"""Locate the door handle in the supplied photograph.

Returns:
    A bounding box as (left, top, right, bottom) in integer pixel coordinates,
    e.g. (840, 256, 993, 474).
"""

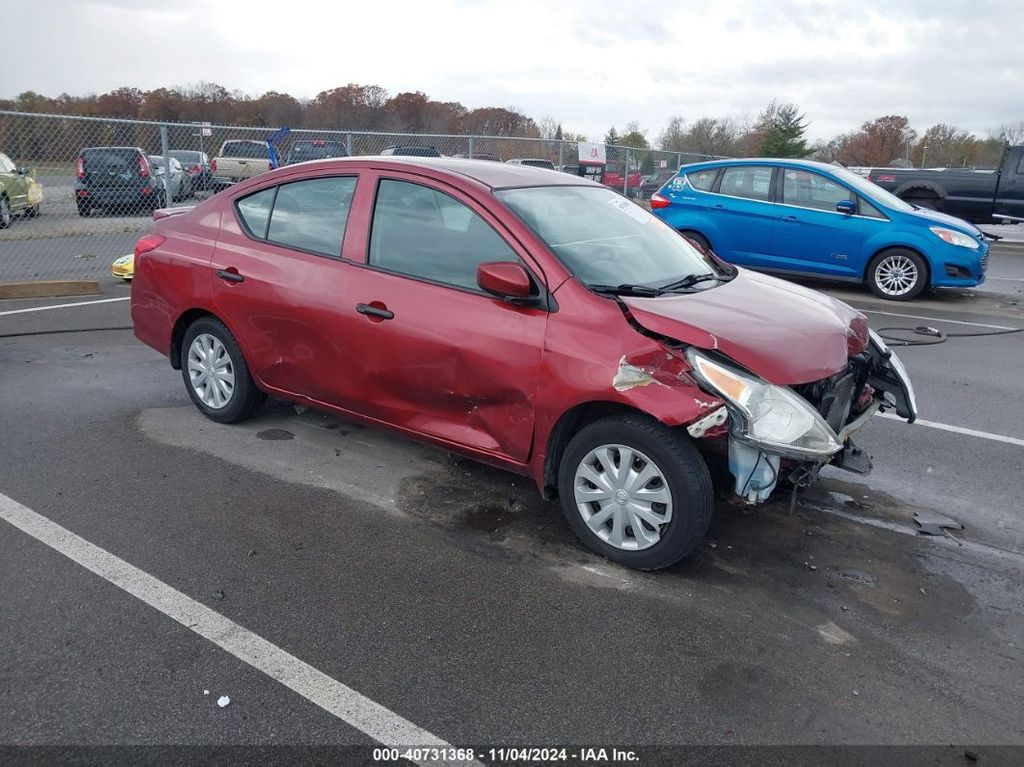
(356, 303, 394, 320)
(216, 269, 244, 283)
(781, 215, 799, 222)
(712, 203, 726, 209)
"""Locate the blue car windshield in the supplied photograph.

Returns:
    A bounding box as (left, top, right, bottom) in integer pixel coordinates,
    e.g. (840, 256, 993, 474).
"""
(828, 165, 915, 213)
(496, 185, 719, 287)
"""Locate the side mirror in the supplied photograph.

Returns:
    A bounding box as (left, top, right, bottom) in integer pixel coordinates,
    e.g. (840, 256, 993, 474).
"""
(836, 199, 856, 215)
(477, 261, 533, 300)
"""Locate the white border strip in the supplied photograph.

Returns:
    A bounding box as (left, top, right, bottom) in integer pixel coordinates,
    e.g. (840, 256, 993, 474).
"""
(0, 297, 130, 317)
(860, 308, 1017, 331)
(878, 412, 1024, 447)
(0, 491, 466, 763)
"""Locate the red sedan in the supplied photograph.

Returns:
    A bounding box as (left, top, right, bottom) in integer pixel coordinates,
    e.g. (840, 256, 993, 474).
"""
(131, 157, 917, 569)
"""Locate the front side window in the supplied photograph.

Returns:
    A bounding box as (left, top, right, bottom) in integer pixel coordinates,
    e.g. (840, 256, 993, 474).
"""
(369, 179, 518, 290)
(718, 166, 773, 202)
(782, 169, 850, 212)
(497, 185, 719, 288)
(858, 196, 887, 219)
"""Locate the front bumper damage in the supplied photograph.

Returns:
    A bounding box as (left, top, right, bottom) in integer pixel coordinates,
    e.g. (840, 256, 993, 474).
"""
(703, 330, 918, 504)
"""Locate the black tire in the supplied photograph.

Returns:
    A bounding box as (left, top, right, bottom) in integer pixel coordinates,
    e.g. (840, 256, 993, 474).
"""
(180, 316, 265, 424)
(27, 204, 40, 218)
(557, 414, 713, 570)
(867, 248, 928, 301)
(0, 196, 11, 229)
(681, 230, 712, 254)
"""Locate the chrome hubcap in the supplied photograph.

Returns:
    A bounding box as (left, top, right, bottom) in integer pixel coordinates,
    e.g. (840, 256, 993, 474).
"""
(875, 255, 918, 296)
(573, 444, 673, 551)
(187, 333, 235, 409)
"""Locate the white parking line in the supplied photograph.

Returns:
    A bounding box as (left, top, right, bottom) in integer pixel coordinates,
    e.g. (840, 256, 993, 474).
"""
(859, 309, 1018, 331)
(0, 297, 130, 317)
(877, 412, 1024, 447)
(0, 491, 467, 763)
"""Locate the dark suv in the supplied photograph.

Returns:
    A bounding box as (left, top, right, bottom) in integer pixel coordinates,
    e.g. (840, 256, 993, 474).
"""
(74, 147, 166, 216)
(286, 140, 349, 165)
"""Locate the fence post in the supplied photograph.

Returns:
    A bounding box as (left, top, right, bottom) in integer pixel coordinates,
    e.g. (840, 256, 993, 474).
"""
(468, 136, 475, 159)
(558, 141, 564, 169)
(160, 125, 173, 208)
(623, 148, 629, 197)
(346, 133, 353, 156)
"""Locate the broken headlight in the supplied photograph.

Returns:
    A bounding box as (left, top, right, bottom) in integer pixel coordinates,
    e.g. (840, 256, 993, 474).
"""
(685, 349, 843, 461)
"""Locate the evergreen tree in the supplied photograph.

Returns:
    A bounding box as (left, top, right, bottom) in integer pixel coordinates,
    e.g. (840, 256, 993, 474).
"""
(757, 102, 812, 157)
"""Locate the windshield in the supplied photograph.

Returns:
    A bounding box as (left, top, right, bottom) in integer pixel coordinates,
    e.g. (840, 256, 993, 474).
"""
(496, 185, 721, 288)
(829, 165, 914, 212)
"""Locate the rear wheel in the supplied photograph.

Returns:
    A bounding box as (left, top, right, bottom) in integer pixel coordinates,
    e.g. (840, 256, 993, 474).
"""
(681, 230, 712, 254)
(557, 414, 713, 570)
(868, 248, 928, 300)
(180, 317, 265, 424)
(0, 196, 10, 228)
(27, 204, 40, 218)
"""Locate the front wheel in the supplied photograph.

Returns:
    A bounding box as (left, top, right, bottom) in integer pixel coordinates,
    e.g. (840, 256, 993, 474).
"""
(557, 414, 713, 570)
(867, 248, 928, 301)
(180, 317, 265, 423)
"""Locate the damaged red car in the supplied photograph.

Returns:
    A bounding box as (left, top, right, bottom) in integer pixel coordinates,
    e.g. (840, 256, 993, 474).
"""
(131, 158, 917, 569)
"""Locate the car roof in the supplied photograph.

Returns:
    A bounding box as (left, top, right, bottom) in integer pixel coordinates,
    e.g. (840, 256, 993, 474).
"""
(680, 157, 844, 174)
(286, 156, 600, 190)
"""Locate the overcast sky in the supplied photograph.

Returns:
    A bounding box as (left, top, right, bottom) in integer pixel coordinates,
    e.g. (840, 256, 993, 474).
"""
(3, 0, 1021, 142)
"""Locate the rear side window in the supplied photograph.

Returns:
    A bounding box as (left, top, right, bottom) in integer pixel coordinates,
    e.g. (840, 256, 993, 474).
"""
(719, 166, 773, 202)
(685, 168, 718, 191)
(236, 188, 276, 238)
(265, 177, 357, 257)
(782, 169, 850, 212)
(369, 179, 518, 290)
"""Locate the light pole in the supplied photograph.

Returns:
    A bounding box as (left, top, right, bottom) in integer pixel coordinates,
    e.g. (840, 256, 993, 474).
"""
(920, 144, 929, 168)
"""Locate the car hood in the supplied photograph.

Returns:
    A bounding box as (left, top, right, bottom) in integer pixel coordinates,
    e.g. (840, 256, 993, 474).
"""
(906, 206, 983, 237)
(622, 269, 868, 385)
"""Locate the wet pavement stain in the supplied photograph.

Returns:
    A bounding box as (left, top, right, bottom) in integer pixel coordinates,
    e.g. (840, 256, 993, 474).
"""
(256, 428, 295, 441)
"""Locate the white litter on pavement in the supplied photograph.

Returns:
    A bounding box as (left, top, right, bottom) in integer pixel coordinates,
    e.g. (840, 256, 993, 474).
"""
(217, 695, 231, 708)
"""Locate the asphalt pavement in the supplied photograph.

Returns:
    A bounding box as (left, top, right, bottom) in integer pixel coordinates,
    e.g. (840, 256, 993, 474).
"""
(1, 249, 1023, 760)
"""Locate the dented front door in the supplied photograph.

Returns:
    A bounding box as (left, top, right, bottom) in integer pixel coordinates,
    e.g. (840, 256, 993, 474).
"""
(335, 173, 547, 463)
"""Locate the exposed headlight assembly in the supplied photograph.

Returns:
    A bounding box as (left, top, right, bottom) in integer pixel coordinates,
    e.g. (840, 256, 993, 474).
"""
(930, 226, 979, 250)
(685, 349, 842, 461)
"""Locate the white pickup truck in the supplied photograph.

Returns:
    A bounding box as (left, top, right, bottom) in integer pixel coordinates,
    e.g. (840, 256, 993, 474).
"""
(210, 140, 277, 190)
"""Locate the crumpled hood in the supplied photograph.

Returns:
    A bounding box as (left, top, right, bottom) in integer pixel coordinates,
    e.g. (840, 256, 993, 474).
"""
(622, 269, 868, 385)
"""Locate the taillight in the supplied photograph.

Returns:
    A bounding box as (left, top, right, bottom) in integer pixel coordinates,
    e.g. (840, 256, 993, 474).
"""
(650, 193, 671, 209)
(76, 156, 85, 179)
(190, 164, 201, 174)
(134, 234, 166, 259)
(138, 155, 150, 179)
(211, 158, 217, 172)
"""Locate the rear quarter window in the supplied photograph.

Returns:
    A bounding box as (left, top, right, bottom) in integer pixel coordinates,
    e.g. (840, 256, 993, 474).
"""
(685, 168, 718, 191)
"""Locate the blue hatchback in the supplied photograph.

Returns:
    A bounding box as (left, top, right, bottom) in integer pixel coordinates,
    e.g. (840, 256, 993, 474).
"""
(650, 159, 989, 300)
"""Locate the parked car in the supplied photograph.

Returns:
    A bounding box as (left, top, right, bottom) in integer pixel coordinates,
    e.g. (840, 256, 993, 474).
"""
(149, 155, 190, 202)
(74, 146, 166, 216)
(111, 253, 134, 281)
(0, 152, 42, 227)
(379, 146, 442, 157)
(131, 157, 916, 569)
(170, 150, 211, 192)
(639, 169, 677, 200)
(506, 158, 555, 170)
(602, 161, 643, 197)
(650, 158, 990, 300)
(211, 140, 277, 190)
(286, 140, 349, 165)
(866, 145, 1024, 223)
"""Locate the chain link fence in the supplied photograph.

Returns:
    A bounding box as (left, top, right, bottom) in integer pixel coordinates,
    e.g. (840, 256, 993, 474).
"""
(0, 110, 721, 286)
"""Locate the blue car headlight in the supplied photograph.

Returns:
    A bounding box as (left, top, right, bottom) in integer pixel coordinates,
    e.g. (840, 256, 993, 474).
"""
(930, 227, 979, 250)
